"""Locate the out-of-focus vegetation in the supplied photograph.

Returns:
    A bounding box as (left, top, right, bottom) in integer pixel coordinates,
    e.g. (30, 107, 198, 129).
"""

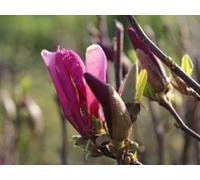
(0, 16, 200, 164)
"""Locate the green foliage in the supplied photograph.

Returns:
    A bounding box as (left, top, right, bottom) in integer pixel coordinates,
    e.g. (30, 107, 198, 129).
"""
(135, 69, 147, 102)
(181, 54, 193, 77)
(144, 81, 154, 98)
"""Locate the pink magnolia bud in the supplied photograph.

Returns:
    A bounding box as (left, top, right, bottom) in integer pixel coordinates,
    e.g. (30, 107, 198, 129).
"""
(128, 27, 169, 94)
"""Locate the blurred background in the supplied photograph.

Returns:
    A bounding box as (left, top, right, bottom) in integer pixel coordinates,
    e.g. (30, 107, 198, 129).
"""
(0, 16, 200, 165)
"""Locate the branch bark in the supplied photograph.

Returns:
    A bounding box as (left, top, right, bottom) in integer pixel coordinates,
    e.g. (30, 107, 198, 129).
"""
(114, 20, 124, 90)
(159, 97, 200, 141)
(126, 15, 200, 96)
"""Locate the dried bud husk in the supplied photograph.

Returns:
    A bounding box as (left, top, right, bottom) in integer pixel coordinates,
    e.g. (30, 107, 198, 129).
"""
(171, 75, 189, 95)
(73, 135, 88, 149)
(73, 135, 103, 159)
(85, 148, 103, 159)
(171, 75, 200, 100)
(84, 73, 133, 147)
(95, 134, 111, 147)
(108, 85, 133, 142)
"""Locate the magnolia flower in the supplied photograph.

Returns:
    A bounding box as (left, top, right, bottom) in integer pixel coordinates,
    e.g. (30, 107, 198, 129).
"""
(128, 27, 169, 94)
(41, 44, 107, 137)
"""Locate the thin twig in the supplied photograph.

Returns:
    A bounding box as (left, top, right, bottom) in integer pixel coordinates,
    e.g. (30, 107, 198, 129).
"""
(114, 20, 124, 90)
(98, 15, 109, 42)
(194, 60, 200, 163)
(91, 138, 142, 165)
(100, 144, 143, 165)
(159, 96, 200, 141)
(126, 15, 200, 96)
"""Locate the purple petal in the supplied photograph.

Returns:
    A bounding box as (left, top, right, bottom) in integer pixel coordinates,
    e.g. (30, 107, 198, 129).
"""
(85, 44, 107, 82)
(41, 50, 79, 130)
(85, 44, 107, 122)
(56, 49, 92, 135)
(57, 49, 87, 104)
(41, 49, 91, 137)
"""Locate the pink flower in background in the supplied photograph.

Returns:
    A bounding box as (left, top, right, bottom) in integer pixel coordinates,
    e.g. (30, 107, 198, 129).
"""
(41, 44, 107, 137)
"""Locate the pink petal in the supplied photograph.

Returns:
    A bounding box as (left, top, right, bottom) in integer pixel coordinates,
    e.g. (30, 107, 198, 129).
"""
(85, 44, 107, 122)
(41, 49, 91, 137)
(41, 50, 77, 128)
(59, 49, 87, 107)
(56, 62, 85, 133)
(85, 44, 107, 82)
(41, 50, 69, 117)
(55, 49, 91, 134)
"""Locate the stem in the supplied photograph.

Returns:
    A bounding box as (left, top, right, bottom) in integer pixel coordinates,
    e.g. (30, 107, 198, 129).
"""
(127, 15, 200, 96)
(98, 15, 109, 42)
(194, 60, 200, 163)
(159, 96, 200, 141)
(114, 20, 124, 90)
(91, 138, 142, 165)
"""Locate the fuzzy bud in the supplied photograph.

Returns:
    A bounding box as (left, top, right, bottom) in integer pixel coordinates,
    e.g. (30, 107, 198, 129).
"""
(84, 72, 133, 144)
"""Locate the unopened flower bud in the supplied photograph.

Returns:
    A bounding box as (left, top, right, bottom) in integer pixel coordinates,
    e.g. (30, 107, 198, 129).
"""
(84, 72, 133, 144)
(128, 27, 169, 94)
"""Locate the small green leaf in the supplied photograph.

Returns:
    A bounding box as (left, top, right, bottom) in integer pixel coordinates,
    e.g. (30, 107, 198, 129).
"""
(129, 141, 139, 153)
(135, 69, 148, 102)
(144, 82, 154, 98)
(131, 151, 138, 162)
(92, 116, 99, 129)
(181, 54, 193, 76)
